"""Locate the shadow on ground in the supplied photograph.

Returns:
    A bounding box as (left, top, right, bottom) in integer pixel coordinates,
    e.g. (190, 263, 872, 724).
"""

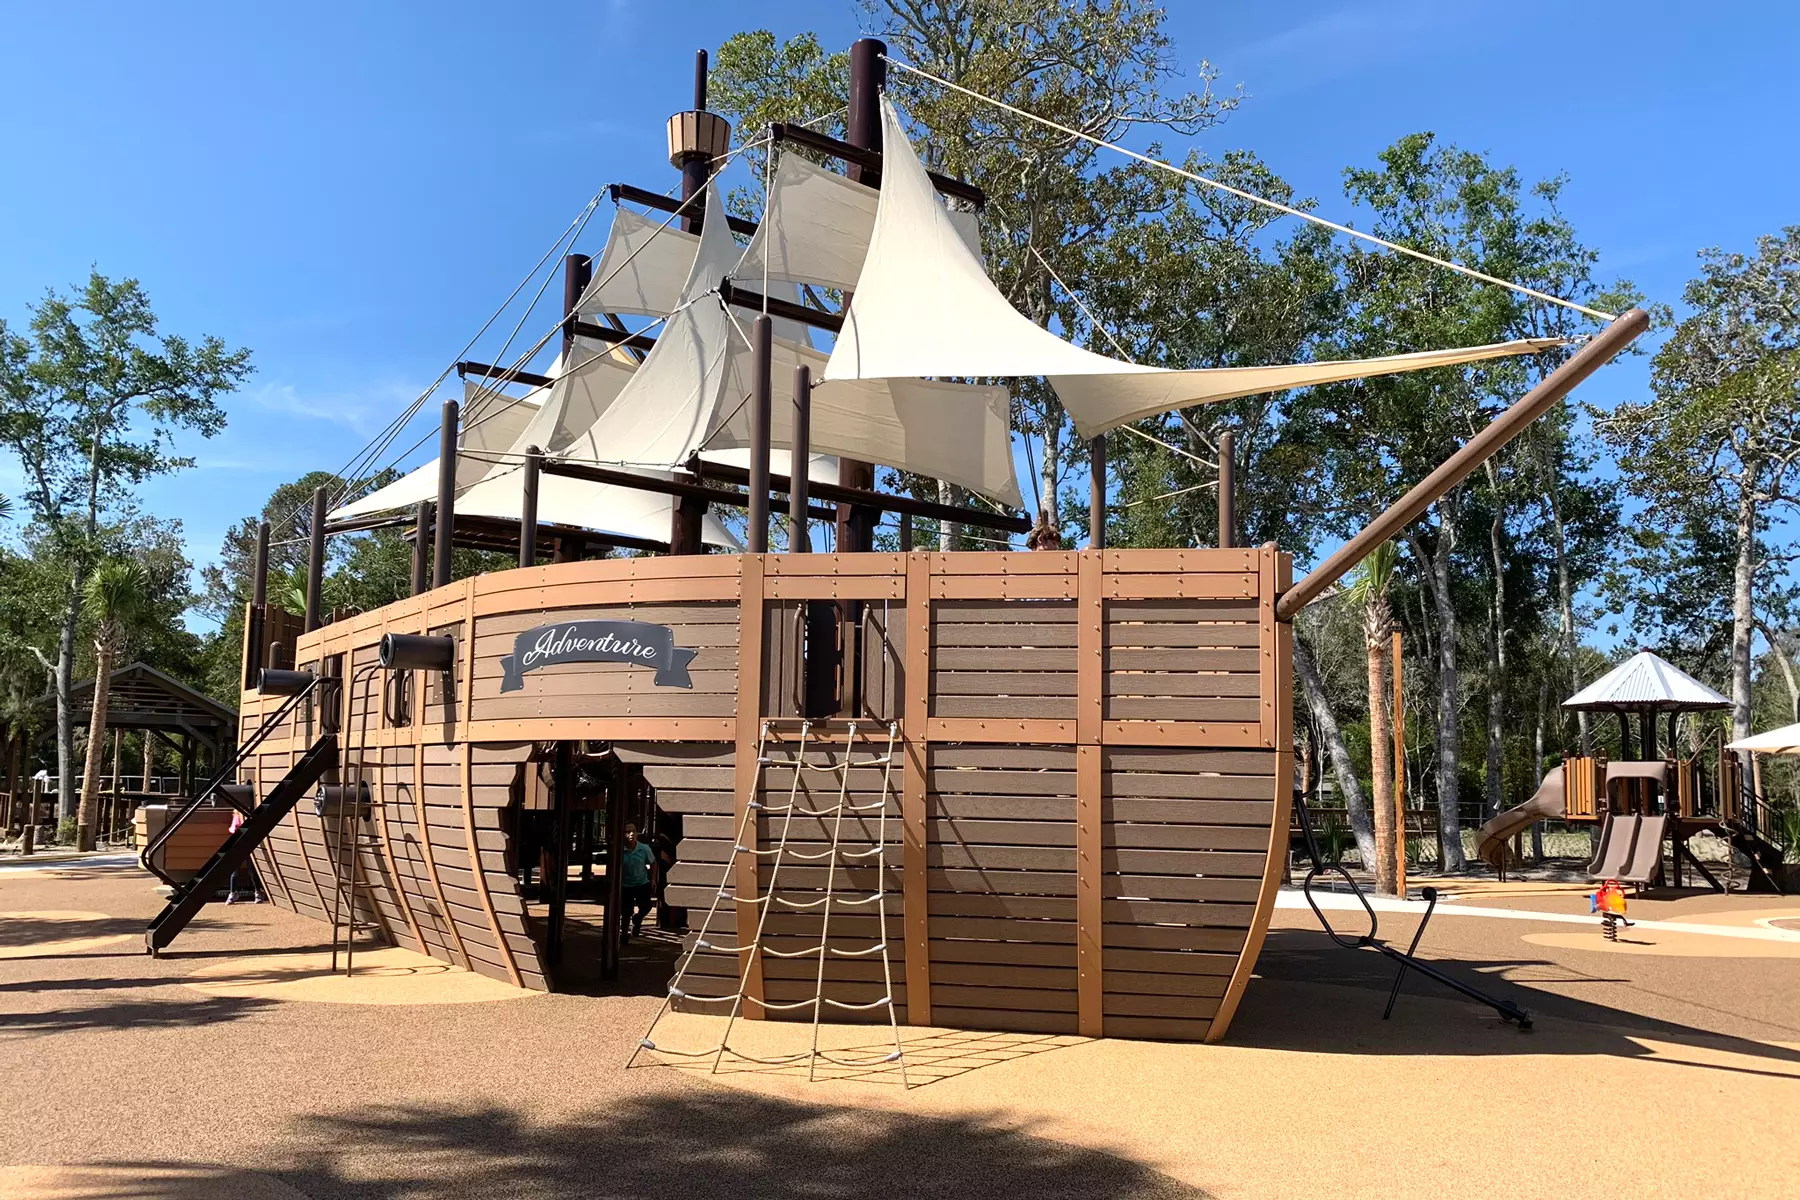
(272, 1091, 1209, 1200)
(1239, 927, 1800, 1074)
(0, 912, 144, 948)
(0, 993, 280, 1037)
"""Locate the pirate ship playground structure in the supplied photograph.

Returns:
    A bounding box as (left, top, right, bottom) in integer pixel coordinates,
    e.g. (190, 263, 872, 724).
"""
(141, 39, 1648, 1054)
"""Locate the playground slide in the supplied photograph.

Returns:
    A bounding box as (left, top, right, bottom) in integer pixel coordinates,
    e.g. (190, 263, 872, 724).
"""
(1587, 814, 1668, 885)
(1476, 766, 1565, 870)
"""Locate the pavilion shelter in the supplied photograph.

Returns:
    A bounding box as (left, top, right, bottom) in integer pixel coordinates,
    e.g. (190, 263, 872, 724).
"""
(27, 662, 237, 839)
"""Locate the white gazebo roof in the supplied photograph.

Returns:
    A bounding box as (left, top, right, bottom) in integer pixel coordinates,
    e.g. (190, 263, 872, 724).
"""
(1726, 722, 1800, 755)
(1563, 650, 1730, 712)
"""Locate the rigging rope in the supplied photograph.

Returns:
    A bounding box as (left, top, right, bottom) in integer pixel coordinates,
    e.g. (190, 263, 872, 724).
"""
(882, 54, 1619, 323)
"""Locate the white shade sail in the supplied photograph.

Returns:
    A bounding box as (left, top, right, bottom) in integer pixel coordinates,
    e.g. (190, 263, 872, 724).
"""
(826, 97, 1567, 439)
(329, 380, 545, 521)
(577, 206, 700, 318)
(736, 152, 982, 294)
(706, 333, 1021, 507)
(1726, 722, 1800, 755)
(505, 338, 638, 462)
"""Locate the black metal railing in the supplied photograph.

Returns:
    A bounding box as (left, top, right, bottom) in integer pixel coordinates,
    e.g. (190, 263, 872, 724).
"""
(138, 675, 325, 887)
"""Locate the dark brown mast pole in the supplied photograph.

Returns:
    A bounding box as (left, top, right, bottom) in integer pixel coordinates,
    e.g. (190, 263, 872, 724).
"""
(747, 316, 773, 554)
(410, 502, 431, 596)
(304, 488, 327, 632)
(561, 254, 592, 360)
(835, 37, 886, 555)
(789, 363, 812, 552)
(1217, 430, 1236, 549)
(246, 517, 272, 688)
(1088, 435, 1106, 550)
(1276, 308, 1649, 621)
(520, 445, 542, 568)
(666, 49, 731, 553)
(251, 519, 270, 607)
(433, 398, 458, 589)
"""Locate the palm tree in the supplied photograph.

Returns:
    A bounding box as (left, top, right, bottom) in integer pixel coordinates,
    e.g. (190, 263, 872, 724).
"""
(1347, 542, 1399, 894)
(76, 560, 150, 851)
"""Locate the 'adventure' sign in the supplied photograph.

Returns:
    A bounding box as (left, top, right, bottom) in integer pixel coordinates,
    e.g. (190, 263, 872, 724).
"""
(498, 619, 697, 691)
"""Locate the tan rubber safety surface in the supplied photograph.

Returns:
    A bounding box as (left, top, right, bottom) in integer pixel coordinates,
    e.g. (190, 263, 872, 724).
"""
(4, 861, 1799, 1199)
(0, 911, 136, 959)
(0, 1163, 313, 1199)
(183, 946, 539, 1006)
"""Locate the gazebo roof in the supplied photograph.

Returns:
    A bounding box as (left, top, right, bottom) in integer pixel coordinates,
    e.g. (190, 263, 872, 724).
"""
(41, 661, 237, 737)
(1563, 650, 1730, 713)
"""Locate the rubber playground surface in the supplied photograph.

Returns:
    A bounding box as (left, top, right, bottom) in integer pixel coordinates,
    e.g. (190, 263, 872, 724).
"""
(2, 856, 1797, 1199)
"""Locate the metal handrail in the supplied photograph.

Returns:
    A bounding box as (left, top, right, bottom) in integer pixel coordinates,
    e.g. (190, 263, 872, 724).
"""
(138, 676, 323, 886)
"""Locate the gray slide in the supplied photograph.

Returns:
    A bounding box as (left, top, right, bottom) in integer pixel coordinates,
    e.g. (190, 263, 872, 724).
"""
(1587, 814, 1667, 885)
(1477, 766, 1565, 871)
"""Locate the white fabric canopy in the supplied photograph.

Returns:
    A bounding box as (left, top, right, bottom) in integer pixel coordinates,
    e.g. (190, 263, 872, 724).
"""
(1726, 722, 1800, 755)
(705, 333, 1021, 507)
(329, 380, 545, 521)
(736, 153, 982, 294)
(505, 338, 637, 461)
(577, 206, 700, 318)
(826, 97, 1567, 439)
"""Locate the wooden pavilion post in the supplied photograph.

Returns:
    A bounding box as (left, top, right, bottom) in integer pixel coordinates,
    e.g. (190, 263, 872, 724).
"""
(789, 364, 812, 552)
(304, 487, 327, 633)
(434, 399, 459, 589)
(107, 729, 121, 843)
(1088, 434, 1106, 550)
(1217, 430, 1236, 549)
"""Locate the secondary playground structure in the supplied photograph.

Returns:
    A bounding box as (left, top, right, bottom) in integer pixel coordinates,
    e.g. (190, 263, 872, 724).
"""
(1476, 650, 1788, 893)
(137, 39, 1647, 1048)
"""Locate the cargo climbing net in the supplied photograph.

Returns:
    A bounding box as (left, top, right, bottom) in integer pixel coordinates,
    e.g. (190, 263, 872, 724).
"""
(629, 718, 910, 1085)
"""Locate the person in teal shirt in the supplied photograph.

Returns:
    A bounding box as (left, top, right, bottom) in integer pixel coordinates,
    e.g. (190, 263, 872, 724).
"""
(618, 823, 657, 942)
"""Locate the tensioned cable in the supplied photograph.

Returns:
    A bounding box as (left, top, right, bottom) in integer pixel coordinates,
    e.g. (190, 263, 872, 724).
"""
(1028, 243, 1135, 361)
(883, 55, 1619, 323)
(1029, 244, 1221, 474)
(316, 106, 839, 536)
(270, 195, 604, 539)
(327, 196, 606, 514)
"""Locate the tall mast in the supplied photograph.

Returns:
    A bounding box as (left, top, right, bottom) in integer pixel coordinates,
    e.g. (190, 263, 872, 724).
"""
(835, 37, 886, 555)
(666, 48, 731, 554)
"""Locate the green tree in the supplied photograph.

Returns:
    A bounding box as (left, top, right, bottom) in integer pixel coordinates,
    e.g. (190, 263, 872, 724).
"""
(75, 559, 151, 849)
(1346, 542, 1400, 893)
(1318, 134, 1624, 869)
(0, 271, 249, 818)
(1602, 229, 1800, 748)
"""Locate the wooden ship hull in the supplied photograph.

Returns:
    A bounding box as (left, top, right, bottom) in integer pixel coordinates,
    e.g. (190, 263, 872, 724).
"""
(238, 547, 1293, 1042)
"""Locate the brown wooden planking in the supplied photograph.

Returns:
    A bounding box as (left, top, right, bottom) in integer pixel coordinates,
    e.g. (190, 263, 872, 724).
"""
(1104, 875, 1262, 903)
(928, 938, 1074, 967)
(928, 1006, 1079, 1035)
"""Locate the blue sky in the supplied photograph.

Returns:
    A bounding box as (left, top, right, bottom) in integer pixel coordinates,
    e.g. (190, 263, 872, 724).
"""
(2, 1, 1795, 628)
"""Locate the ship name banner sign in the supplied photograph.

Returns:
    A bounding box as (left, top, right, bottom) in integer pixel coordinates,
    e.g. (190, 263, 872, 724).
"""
(499, 620, 696, 690)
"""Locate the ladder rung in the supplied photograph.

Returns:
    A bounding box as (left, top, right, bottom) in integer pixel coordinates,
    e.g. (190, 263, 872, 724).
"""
(823, 995, 892, 1011)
